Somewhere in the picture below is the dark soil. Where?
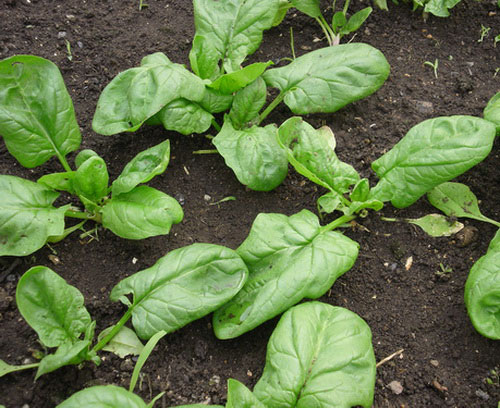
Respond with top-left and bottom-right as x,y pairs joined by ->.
1,0 -> 499,407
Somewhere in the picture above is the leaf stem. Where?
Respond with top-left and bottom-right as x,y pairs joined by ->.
320,214 -> 357,233
58,155 -> 72,172
64,209 -> 95,220
92,308 -> 133,353
211,119 -> 221,132
258,91 -> 286,125
193,149 -> 218,154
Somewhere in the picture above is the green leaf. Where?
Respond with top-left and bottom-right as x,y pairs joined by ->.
350,178 -> 370,202
92,52 -> 206,135
155,99 -> 213,136
98,326 -> 144,358
0,55 -> 81,168
370,116 -> 496,208
36,339 -> 91,379
130,331 -> 166,393
226,379 -> 266,408
273,0 -> 292,26
465,230 -> 500,339
340,7 -> 372,35
423,0 -> 461,17
16,266 -> 92,348
37,171 -> 76,194
56,385 -> 147,408
253,302 -> 376,408
427,182 -> 500,227
208,62 -> 273,95
213,120 -> 288,191
317,191 -> 342,214
47,220 -> 86,244
290,0 -> 321,17
263,43 -> 390,115
213,210 -> 359,339
407,214 -> 464,237
110,243 -> 248,339
112,140 -> 171,196
278,117 -> 360,193
75,149 -> 99,168
0,175 -> 68,256
332,11 -> 347,32
73,155 -> 109,205
101,186 -> 183,240
199,87 -> 234,114
373,0 -> 388,10
189,0 -> 279,77
229,77 -> 267,129
484,91 -> 500,134
0,359 -> 38,378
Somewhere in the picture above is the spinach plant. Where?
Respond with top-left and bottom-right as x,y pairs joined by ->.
92,0 -> 390,192
373,0 -> 462,17
0,55 -> 183,257
0,243 -> 248,379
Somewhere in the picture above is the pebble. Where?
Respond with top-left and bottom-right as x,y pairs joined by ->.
77,41 -> 83,48
175,193 -> 185,206
387,380 -> 404,395
475,389 -> 490,400
430,359 -> 439,367
203,194 -> 211,202
57,31 -> 67,39
414,100 -> 434,115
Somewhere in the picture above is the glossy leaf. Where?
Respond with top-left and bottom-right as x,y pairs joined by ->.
101,186 -> 183,240
424,0 -> 461,17
73,155 -> 109,205
408,214 -> 464,237
208,62 -> 272,95
199,87 -> 234,114
0,55 -> 81,168
110,243 -> 248,339
278,117 -> 359,193
253,302 -> 376,408
0,175 -> 68,256
341,7 -> 372,35
226,379 -> 266,408
484,91 -> 500,134
16,266 -> 92,348
317,191 -> 342,214
427,182 -> 500,227
332,12 -> 347,32
291,0 -> 321,17
263,43 -> 390,114
213,210 -> 359,339
273,0 -> 292,26
57,385 -> 147,408
38,171 -> 75,194
190,0 -> 279,78
75,149 -> 99,168
465,230 -> 500,339
229,77 -> 267,129
370,116 -> 496,208
213,120 -> 288,191
155,99 -> 213,136
98,326 -> 144,358
112,140 -> 171,196
92,52 -> 206,135
36,339 -> 91,379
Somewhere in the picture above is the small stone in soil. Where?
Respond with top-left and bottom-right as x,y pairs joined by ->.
475,389 -> 490,400
204,194 -> 211,202
430,359 -> 439,367
387,380 -> 404,395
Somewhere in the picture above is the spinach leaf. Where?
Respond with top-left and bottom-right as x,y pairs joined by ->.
370,116 -> 496,208
406,214 -> 464,237
290,0 -> 321,17
154,98 -> 213,135
229,77 -> 267,129
37,172 -> 76,194
423,0 -> 461,17
213,210 -> 359,339
101,186 -> 183,240
226,379 -> 266,408
212,120 -> 288,191
0,176 -> 68,256
110,243 -> 248,339
464,230 -> 500,339
98,326 -> 144,358
92,53 -> 206,135
273,0 -> 292,26
278,117 -> 360,193
0,55 -> 81,168
208,62 -> 273,95
112,140 -> 171,196
190,0 -> 279,78
263,43 -> 390,114
57,385 -> 148,408
75,149 -> 99,168
253,302 -> 376,408
199,87 -> 234,114
36,338 -> 92,379
73,155 -> 109,207
484,91 -> 500,134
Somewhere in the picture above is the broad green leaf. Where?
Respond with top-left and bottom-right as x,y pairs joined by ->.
350,178 -> 370,202
291,0 -> 321,17
110,243 -> 248,339
278,117 -> 360,193
16,266 -> 92,348
92,52 -> 206,135
229,77 -> 267,129
155,99 -> 213,136
38,171 -> 75,194
56,385 -> 147,408
73,155 -> 109,205
317,191 -> 342,214
343,199 -> 383,216
423,0 -> 461,17
75,149 -> 99,168
263,43 -> 390,114
226,379 -> 266,408
101,186 -> 183,240
332,12 -> 347,32
190,0 -> 279,77
370,116 -> 496,208
465,230 -> 500,339
199,87 -> 234,114
213,210 -> 359,339
0,175 -> 68,256
213,120 -> 288,191
208,62 -> 272,95
484,92 -> 500,134
273,0 -> 292,26
427,182 -> 500,227
112,140 -> 171,196
0,55 -> 81,168
341,7 -> 372,35
253,302 -> 376,408
407,214 -> 464,237
36,339 -> 91,379
98,326 -> 144,358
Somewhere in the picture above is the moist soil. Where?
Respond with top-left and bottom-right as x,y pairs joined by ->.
0,0 -> 499,407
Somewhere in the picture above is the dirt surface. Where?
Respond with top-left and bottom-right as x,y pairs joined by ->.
0,0 -> 499,407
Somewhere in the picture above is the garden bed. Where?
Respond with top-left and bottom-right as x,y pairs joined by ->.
0,0 -> 499,406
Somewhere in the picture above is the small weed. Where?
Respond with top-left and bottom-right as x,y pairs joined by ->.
478,25 -> 490,43
64,40 -> 72,61
424,59 -> 439,78
139,0 -> 148,10
485,368 -> 499,386
436,263 -> 452,277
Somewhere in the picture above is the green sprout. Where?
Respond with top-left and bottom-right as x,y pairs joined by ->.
424,59 -> 439,79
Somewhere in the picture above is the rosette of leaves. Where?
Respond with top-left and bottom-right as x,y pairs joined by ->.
0,55 -> 183,256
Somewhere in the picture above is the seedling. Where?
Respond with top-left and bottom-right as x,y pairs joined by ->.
64,39 -> 72,61
486,368 -> 499,386
478,24 -> 491,43
436,263 -> 453,278
424,58 -> 439,78
139,0 -> 148,10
